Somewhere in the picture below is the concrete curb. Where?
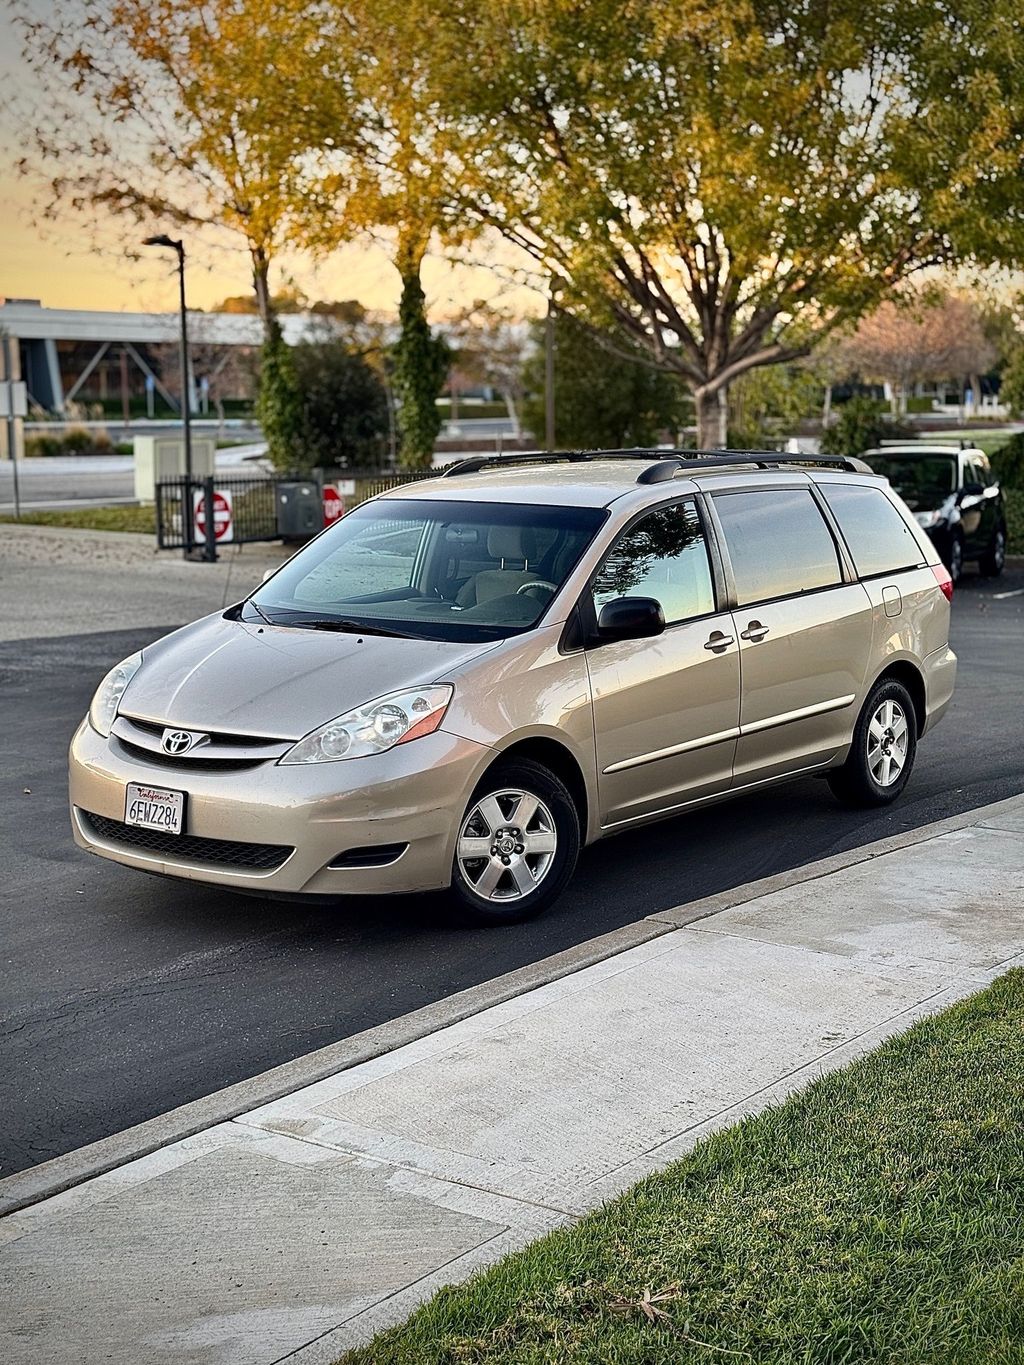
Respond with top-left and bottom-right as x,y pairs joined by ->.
2,791 -> 1021,1219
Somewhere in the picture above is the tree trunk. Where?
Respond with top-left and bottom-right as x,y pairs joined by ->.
503,390 -> 521,438
695,386 -> 728,448
250,247 -> 276,343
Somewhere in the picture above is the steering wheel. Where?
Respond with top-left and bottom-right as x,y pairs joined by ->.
516,579 -> 558,598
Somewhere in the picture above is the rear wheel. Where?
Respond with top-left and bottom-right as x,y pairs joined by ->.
980,525 -> 1006,578
827,678 -> 918,808
448,759 -> 580,925
946,532 -> 964,584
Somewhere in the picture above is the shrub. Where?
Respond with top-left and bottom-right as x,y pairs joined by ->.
522,314 -> 687,449
990,432 -> 1024,490
1004,489 -> 1024,555
819,396 -> 914,455
290,337 -> 390,471
24,433 -> 63,457
256,323 -> 305,472
61,426 -> 98,454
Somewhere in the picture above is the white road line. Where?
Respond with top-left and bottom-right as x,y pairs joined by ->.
991,587 -> 1024,600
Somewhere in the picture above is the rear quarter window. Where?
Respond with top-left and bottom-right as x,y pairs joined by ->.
712,488 -> 841,605
820,483 -> 923,578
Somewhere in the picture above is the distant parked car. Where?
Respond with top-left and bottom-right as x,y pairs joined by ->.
862,444 -> 1007,582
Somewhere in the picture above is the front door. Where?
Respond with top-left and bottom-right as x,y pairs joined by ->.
709,487 -> 873,784
584,498 -> 741,828
960,453 -> 999,557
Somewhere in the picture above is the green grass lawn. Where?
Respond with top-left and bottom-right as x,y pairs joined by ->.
342,970 -> 1024,1365
0,504 -> 156,533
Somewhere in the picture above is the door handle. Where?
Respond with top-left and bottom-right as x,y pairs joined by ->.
703,631 -> 734,652
740,621 -> 770,642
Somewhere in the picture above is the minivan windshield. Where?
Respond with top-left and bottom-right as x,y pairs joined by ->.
245,498 -> 606,642
863,454 -> 957,511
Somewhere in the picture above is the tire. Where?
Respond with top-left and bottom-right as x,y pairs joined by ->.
980,525 -> 1007,578
448,758 -> 581,925
946,531 -> 964,584
827,678 -> 918,808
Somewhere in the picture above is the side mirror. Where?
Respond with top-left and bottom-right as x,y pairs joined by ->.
595,596 -> 665,643
960,481 -> 985,498
261,568 -> 275,583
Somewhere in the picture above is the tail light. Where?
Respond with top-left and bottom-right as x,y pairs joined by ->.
931,563 -> 954,602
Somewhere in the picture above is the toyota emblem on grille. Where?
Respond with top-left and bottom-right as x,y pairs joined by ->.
161,728 -> 205,755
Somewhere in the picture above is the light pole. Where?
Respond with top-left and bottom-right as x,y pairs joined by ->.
143,233 -> 193,555
544,281 -> 556,451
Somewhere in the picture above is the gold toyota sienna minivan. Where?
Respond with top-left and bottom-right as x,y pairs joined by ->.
70,450 -> 957,924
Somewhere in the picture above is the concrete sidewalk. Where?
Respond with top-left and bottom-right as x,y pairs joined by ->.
2,796 -> 1022,1365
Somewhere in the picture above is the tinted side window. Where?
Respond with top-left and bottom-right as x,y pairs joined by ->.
820,484 -> 922,577
592,500 -> 715,625
966,456 -> 989,486
713,489 -> 841,606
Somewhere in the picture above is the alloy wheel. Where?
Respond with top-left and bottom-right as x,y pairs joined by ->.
867,699 -> 909,787
949,538 -> 963,582
457,788 -> 557,902
993,530 -> 1006,571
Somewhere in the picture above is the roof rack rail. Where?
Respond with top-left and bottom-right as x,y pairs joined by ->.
441,448 -> 874,481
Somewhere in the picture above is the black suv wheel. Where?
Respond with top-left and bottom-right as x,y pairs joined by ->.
980,525 -> 1007,578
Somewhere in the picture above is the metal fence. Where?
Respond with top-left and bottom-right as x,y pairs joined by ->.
155,474 -> 279,556
154,466 -> 443,557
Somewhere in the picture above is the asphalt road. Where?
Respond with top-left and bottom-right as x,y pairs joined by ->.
0,449 -> 262,513
2,569 -> 1022,1177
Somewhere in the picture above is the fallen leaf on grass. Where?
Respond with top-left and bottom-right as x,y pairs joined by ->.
608,1285 -> 753,1358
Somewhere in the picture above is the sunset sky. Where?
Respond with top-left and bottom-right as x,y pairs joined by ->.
0,5 -> 538,320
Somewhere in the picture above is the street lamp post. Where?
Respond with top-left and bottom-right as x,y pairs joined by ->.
143,234 -> 194,557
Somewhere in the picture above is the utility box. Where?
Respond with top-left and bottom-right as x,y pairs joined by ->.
276,481 -> 322,539
133,432 -> 216,501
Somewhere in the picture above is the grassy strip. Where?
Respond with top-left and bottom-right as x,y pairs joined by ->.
0,504 -> 156,534
342,970 -> 1024,1365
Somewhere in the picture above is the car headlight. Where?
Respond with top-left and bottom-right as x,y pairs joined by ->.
914,510 -> 943,529
88,651 -> 143,737
280,685 -> 454,764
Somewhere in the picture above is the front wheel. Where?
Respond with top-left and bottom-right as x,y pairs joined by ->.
980,526 -> 1006,578
448,759 -> 581,925
827,679 -> 918,808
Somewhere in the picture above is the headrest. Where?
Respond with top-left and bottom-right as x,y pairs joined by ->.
487,524 -> 536,562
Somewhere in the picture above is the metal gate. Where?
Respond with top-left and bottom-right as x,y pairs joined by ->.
155,467 -> 441,557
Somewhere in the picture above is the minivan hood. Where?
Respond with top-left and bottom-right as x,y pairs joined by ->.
119,613 -> 498,739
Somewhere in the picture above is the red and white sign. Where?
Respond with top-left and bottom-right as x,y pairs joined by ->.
323,484 -> 345,526
192,488 -> 234,543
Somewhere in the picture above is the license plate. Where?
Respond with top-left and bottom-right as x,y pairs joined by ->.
125,783 -> 185,835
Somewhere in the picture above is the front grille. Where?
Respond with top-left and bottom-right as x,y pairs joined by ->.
81,812 -> 292,872
112,715 -> 291,770
111,737 -> 265,772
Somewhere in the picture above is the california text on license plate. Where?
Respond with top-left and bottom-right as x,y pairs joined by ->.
125,783 -> 185,835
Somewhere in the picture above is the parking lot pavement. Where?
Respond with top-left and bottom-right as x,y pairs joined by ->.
1,795 -> 1021,1365
0,522 -> 290,641
0,546 -> 1022,1180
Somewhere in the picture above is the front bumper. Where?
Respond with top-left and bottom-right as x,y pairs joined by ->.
69,720 -> 493,896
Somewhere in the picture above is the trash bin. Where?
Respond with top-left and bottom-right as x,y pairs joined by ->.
275,481 -> 322,539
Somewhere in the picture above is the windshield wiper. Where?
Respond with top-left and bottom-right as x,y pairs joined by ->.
288,617 -> 411,639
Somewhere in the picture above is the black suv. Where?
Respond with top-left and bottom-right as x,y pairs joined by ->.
862,444 -> 1006,582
